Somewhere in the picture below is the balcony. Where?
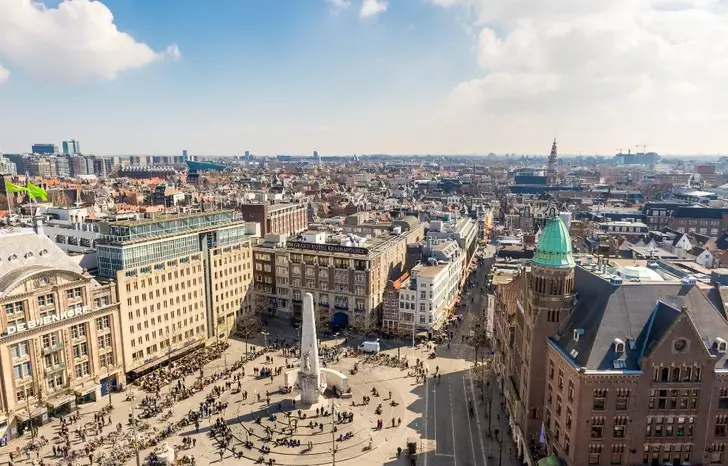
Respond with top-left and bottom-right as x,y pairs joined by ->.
44,362 -> 66,375
320,303 -> 329,308
43,343 -> 63,355
334,305 -> 349,311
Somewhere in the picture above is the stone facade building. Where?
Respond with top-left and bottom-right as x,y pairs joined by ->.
0,231 -> 123,438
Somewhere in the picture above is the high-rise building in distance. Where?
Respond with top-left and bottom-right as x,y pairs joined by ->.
62,140 -> 81,155
31,144 -> 57,155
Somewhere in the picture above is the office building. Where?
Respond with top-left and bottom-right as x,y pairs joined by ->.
31,144 -> 57,155
62,140 -> 81,155
96,210 -> 258,376
0,230 -> 123,438
25,157 -> 55,178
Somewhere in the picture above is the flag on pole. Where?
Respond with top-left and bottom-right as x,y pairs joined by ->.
539,421 -> 546,444
27,183 -> 48,201
4,179 -> 27,193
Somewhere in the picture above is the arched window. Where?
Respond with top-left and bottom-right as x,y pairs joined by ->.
672,367 -> 680,382
661,367 -> 669,382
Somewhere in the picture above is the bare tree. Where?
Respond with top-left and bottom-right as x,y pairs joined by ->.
236,308 -> 262,360
469,310 -> 490,367
471,357 -> 497,434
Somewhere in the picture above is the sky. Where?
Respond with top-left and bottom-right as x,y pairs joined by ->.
1,0 -> 728,157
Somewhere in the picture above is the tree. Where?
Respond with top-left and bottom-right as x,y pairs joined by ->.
469,309 -> 490,367
236,308 -> 262,360
471,358 -> 497,435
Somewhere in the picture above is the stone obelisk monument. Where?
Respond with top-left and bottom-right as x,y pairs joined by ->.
297,292 -> 325,405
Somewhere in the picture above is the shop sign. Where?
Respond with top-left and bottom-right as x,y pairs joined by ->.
8,307 -> 88,335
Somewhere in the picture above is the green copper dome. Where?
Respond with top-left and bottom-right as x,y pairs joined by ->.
533,216 -> 574,268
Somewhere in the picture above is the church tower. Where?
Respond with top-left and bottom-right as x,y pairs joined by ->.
547,139 -> 558,186
513,215 -> 575,450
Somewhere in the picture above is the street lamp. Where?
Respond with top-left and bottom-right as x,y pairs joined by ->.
260,330 -> 270,349
128,391 -> 142,466
105,379 -> 113,408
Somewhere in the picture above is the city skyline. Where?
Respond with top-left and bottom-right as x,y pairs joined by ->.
1,0 -> 728,156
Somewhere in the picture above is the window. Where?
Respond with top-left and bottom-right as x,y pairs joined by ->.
717,415 -> 728,437
547,384 -> 553,405
589,445 -> 602,465
99,352 -> 114,368
13,361 -> 31,380
566,406 -> 572,429
720,388 -> 728,410
66,287 -> 83,300
70,323 -> 86,339
613,417 -> 627,438
591,417 -> 604,438
710,444 -> 725,464
568,380 -> 574,402
4,301 -> 25,316
96,315 -> 110,330
611,445 -> 624,465
98,334 -> 112,349
564,435 -> 570,455
37,294 -> 55,307
74,361 -> 90,378
649,389 -> 668,410
549,360 -> 554,379
16,385 -> 34,402
558,369 -> 564,390
616,388 -> 630,411
73,343 -> 88,358
10,341 -> 29,359
593,389 -> 607,411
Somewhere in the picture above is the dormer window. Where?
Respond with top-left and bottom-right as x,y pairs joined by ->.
24,251 -> 34,259
717,338 -> 728,352
573,328 -> 584,342
614,338 -> 626,353
8,254 -> 17,262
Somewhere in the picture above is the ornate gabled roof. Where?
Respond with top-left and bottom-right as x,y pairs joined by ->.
533,215 -> 574,268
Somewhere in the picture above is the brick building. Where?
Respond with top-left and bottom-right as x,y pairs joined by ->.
496,214 -> 728,466
240,203 -> 307,237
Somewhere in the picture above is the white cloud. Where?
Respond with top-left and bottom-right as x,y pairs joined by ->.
164,44 -> 182,62
432,0 -> 728,154
360,0 -> 387,18
326,0 -> 351,13
0,65 -> 9,85
0,0 -> 178,84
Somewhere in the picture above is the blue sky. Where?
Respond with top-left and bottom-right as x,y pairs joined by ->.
2,0 -> 728,156
0,0 -> 480,156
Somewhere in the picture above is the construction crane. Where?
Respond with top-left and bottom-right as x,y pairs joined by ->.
636,144 -> 648,154
616,148 -> 624,155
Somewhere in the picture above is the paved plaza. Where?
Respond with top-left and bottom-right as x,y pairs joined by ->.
0,250 -> 522,466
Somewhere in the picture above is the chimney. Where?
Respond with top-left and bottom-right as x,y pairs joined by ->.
33,215 -> 44,237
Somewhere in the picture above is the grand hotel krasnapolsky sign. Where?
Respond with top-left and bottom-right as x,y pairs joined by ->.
286,241 -> 368,256
7,307 -> 88,335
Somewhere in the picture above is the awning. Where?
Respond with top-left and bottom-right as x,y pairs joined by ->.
46,394 -> 75,409
15,406 -> 47,422
128,340 -> 204,376
76,386 -> 97,396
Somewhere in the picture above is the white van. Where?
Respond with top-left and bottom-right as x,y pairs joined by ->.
358,341 -> 381,353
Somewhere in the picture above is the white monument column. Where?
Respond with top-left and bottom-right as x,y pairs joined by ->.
297,292 -> 325,404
